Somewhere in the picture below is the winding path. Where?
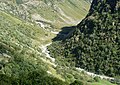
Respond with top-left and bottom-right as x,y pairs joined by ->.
76,68 -> 114,80
40,42 -> 114,80
39,30 -> 115,80
40,43 -> 55,62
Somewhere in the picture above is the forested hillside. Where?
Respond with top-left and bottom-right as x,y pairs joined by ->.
0,0 -> 119,85
49,0 -> 120,79
1,11 -> 116,85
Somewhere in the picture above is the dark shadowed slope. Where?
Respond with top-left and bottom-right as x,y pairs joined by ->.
49,0 -> 120,78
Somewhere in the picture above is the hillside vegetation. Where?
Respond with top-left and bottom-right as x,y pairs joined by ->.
0,11 -> 67,84
49,0 -> 120,83
0,0 -> 118,85
0,10 -> 116,85
0,0 -> 90,29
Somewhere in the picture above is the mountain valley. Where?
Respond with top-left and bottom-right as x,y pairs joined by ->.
0,0 -> 120,85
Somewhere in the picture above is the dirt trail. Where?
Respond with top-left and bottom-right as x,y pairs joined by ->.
76,68 -> 114,80
40,43 -> 56,63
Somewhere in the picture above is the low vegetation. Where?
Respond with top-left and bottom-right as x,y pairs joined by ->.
48,0 -> 120,84
0,0 -> 119,85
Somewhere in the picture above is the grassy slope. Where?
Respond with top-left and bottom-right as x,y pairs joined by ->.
0,1 -> 117,85
0,10 -> 61,80
0,10 -> 89,83
58,0 -> 90,20
90,80 -> 116,85
0,10 -> 116,85
0,0 -> 90,29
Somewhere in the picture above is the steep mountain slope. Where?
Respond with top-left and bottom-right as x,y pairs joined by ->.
0,11 -> 67,85
0,11 -> 62,85
1,8 -> 115,85
0,0 -> 90,29
49,0 -> 120,79
0,0 -> 118,85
